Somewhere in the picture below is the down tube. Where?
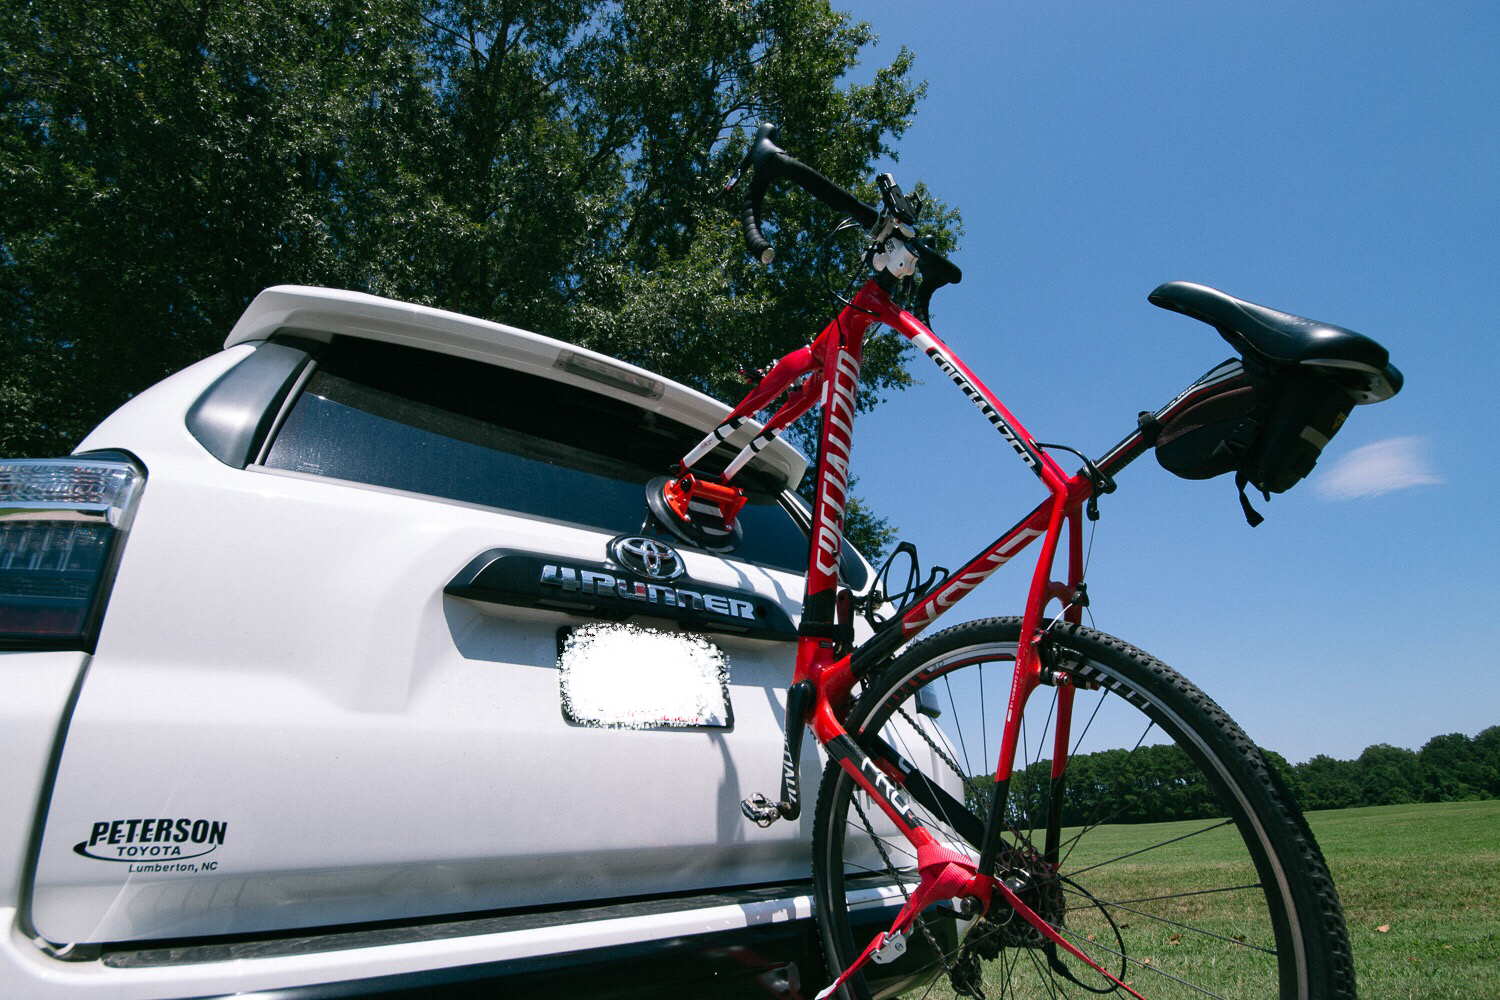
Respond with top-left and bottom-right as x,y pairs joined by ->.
898,501 -> 1053,639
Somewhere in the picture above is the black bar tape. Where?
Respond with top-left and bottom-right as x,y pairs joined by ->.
737,123 -> 878,264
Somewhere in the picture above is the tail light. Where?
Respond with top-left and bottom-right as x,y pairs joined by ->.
0,454 -> 145,651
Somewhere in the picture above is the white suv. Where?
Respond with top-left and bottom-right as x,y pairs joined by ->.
0,286 -> 886,998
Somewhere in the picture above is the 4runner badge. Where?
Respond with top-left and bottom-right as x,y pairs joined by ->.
610,535 -> 684,581
446,549 -> 797,639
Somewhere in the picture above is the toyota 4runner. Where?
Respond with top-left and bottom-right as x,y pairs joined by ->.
0,285 -> 900,999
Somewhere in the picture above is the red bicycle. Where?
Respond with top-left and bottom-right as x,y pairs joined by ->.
653,125 -> 1401,1000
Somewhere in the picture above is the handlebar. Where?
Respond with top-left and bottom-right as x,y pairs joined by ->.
726,123 -> 962,298
730,124 -> 878,264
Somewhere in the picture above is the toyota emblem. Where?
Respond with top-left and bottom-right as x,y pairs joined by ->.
610,536 -> 686,581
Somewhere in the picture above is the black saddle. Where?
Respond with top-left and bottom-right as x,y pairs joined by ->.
1149,281 -> 1402,403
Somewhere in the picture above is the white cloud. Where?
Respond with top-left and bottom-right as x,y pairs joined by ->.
1313,435 -> 1441,500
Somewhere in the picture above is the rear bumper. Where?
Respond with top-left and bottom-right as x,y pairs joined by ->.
3,884 -> 939,999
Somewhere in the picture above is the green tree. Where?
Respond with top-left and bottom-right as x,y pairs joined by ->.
1295,754 -> 1361,811
1477,726 -> 1500,797
1005,757 -> 1052,831
1418,732 -> 1497,803
3,0 -> 958,557
1,0 -> 429,453
1260,747 -> 1306,808
1353,743 -> 1422,806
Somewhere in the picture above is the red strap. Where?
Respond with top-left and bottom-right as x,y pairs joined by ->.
815,842 -> 985,1000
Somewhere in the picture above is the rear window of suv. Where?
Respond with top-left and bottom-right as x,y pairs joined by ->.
261,338 -> 815,574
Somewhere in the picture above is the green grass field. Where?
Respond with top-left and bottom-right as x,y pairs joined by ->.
1309,800 -> 1500,999
910,799 -> 1499,999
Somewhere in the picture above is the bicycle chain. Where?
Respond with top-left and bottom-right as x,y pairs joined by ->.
895,702 -> 969,790
847,794 -> 960,994
894,700 -> 1045,846
894,702 -> 1015,842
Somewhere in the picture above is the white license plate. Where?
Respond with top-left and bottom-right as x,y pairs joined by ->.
558,623 -> 732,729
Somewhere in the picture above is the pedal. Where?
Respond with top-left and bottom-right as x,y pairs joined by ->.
740,793 -> 782,827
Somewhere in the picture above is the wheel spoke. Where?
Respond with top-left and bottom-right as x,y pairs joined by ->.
1107,883 -> 1267,906
945,672 -> 976,779
1059,885 -> 1279,956
1054,925 -> 1237,1000
1055,717 -> 1159,869
1066,819 -> 1234,877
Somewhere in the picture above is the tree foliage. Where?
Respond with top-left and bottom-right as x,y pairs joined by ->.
968,725 -> 1500,828
2,0 -> 959,555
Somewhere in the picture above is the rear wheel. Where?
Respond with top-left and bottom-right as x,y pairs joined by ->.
811,617 -> 1353,999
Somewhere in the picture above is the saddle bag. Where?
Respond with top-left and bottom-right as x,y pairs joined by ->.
1153,358 -> 1356,523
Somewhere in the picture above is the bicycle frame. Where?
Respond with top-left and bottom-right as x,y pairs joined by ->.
684,272 -> 1157,832
679,125 -> 1390,996
673,273 -> 1168,994
669,269 -> 1182,995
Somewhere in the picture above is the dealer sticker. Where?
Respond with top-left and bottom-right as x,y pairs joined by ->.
74,817 -> 228,873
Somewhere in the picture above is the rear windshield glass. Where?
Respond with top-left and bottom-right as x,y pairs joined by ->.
262,338 -> 817,574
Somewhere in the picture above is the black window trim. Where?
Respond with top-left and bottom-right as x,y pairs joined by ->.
185,339 -> 323,468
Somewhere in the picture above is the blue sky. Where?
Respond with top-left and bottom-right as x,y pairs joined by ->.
831,2 -> 1498,762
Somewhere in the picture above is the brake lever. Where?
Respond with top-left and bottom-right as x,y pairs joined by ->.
723,147 -> 756,198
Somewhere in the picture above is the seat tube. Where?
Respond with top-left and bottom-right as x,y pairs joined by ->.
1044,508 -> 1087,861
977,489 -> 1069,875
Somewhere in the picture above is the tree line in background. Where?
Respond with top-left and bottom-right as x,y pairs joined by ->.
979,726 -> 1500,828
3,0 -> 962,557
